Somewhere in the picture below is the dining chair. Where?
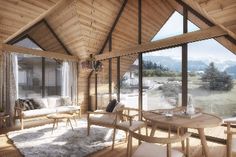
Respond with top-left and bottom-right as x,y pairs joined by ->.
127,125 -> 191,157
113,107 -> 147,150
224,119 -> 236,157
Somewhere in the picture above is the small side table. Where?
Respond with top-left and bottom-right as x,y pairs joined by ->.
0,114 -> 10,128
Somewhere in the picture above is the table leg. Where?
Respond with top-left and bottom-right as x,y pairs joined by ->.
150,124 -> 157,137
68,118 -> 74,131
52,119 -> 56,134
198,128 -> 210,157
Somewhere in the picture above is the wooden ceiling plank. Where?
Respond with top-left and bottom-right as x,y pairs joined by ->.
4,0 -> 69,43
96,26 -> 227,60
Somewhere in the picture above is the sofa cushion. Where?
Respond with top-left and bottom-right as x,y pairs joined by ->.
16,99 -> 36,111
47,97 -> 60,108
32,98 -> 48,108
56,106 -> 80,113
61,97 -> 72,106
22,108 -> 55,117
106,99 -> 117,112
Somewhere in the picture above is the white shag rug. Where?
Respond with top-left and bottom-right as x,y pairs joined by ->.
7,119 -> 124,157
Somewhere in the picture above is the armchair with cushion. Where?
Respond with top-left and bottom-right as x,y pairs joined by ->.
87,99 -> 124,149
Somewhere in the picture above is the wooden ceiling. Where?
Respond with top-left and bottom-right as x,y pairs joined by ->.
0,0 -> 58,42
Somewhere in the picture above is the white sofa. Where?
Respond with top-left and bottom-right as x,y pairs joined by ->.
14,97 -> 80,129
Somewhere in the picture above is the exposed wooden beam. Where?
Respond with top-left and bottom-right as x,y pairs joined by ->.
95,26 -> 227,60
4,0 -> 69,44
176,0 -> 236,47
0,44 -> 79,62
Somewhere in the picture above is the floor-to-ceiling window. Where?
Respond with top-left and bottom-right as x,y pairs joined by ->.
188,39 -> 236,118
15,37 -> 63,98
120,55 -> 139,108
142,47 -> 182,110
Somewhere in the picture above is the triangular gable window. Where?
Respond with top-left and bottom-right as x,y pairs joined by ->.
152,11 -> 200,41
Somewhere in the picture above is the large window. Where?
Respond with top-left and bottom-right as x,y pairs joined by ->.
18,55 -> 42,98
16,38 -> 62,98
142,47 -> 182,110
188,39 -> 236,118
120,55 -> 139,108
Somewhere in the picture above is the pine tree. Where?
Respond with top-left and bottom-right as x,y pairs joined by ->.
201,62 -> 233,91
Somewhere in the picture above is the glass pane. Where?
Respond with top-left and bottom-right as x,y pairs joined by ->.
89,73 -> 96,111
188,39 -> 236,118
45,58 -> 62,96
97,60 -> 109,109
18,54 -> 42,98
142,47 -> 182,110
120,55 -> 139,108
152,12 -> 183,41
112,58 -> 118,100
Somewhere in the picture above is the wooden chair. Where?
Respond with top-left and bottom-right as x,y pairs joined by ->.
87,103 -> 124,150
128,125 -> 191,157
113,107 -> 147,150
224,119 -> 236,157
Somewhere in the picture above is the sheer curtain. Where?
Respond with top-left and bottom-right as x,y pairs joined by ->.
0,51 -> 18,126
61,61 -> 78,102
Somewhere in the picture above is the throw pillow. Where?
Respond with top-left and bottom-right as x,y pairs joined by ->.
20,99 -> 34,110
33,98 -> 48,108
30,99 -> 40,109
61,97 -> 72,106
112,102 -> 125,112
106,99 -> 117,112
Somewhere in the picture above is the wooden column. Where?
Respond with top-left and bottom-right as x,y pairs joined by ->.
182,5 -> 188,106
138,0 -> 143,118
109,36 -> 112,101
42,57 -> 45,97
95,73 -> 98,110
117,57 -> 120,101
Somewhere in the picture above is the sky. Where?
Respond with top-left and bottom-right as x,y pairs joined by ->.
149,12 -> 236,62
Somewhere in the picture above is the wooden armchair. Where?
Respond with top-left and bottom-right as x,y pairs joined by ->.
224,118 -> 236,157
87,103 -> 124,149
128,125 -> 191,157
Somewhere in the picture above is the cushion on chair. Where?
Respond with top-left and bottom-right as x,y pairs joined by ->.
132,142 -> 184,157
106,99 -> 117,112
116,121 -> 145,131
90,114 -> 116,125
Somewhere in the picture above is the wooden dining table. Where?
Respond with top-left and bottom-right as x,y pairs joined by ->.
143,109 -> 222,157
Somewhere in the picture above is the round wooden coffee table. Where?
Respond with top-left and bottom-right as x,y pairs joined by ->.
47,113 -> 74,133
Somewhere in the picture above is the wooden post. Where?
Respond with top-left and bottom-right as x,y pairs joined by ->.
182,4 -> 188,106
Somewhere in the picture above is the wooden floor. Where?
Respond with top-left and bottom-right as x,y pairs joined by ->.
0,118 -> 228,157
